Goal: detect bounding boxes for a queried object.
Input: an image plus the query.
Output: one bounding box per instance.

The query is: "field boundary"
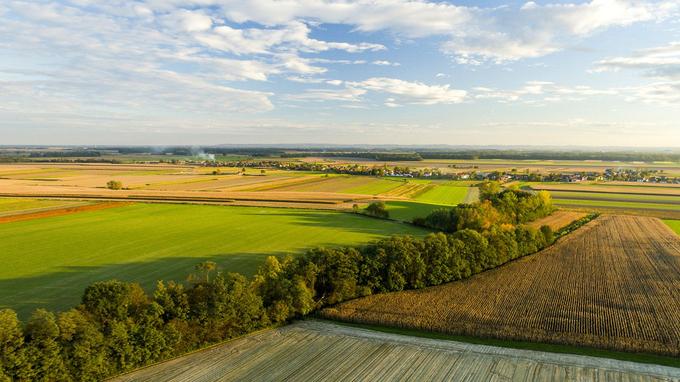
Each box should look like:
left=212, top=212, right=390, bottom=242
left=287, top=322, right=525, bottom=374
left=321, top=320, right=680, bottom=369
left=0, top=202, right=130, bottom=224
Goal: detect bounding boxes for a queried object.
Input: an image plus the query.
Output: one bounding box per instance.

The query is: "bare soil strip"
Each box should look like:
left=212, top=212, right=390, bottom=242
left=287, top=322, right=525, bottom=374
left=111, top=321, right=680, bottom=382
left=529, top=210, right=588, bottom=231
left=0, top=202, right=130, bottom=224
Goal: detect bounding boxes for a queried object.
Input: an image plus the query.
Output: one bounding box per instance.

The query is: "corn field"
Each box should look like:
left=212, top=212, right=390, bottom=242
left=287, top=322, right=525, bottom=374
left=323, top=215, right=680, bottom=356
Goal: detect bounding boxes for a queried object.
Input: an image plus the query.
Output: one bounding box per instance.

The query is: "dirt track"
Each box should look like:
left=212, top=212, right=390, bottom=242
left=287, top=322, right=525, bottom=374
left=112, top=320, right=680, bottom=382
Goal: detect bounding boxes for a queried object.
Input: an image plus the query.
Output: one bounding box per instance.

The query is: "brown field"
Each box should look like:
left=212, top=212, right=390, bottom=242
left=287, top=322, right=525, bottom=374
left=112, top=321, right=680, bottom=382
left=529, top=210, right=588, bottom=231
left=0, top=164, right=391, bottom=209
left=0, top=202, right=129, bottom=224
left=322, top=215, right=680, bottom=356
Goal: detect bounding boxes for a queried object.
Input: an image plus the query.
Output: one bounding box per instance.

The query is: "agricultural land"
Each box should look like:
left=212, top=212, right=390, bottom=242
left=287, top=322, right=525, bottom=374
left=322, top=215, right=680, bottom=357
left=113, top=320, right=680, bottom=382
left=0, top=202, right=427, bottom=317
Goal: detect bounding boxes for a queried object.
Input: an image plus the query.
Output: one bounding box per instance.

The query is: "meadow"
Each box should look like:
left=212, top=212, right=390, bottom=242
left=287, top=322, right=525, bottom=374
left=664, top=220, right=680, bottom=235
left=322, top=215, right=680, bottom=356
left=0, top=202, right=427, bottom=317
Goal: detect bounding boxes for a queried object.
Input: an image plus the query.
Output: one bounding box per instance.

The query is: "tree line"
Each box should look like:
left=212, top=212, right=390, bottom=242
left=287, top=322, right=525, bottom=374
left=0, top=187, right=558, bottom=381
left=413, top=182, right=553, bottom=232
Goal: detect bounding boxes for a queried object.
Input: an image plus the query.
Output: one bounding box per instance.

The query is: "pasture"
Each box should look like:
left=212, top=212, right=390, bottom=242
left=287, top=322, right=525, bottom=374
left=322, top=215, right=680, bottom=357
left=113, top=321, right=680, bottom=382
left=0, top=202, right=427, bottom=317
left=664, top=220, right=680, bottom=235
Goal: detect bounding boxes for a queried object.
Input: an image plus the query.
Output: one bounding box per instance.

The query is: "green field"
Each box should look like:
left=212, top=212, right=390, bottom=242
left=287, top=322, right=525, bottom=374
left=548, top=191, right=680, bottom=204
left=342, top=178, right=403, bottom=195
left=664, top=220, right=680, bottom=235
left=0, top=203, right=427, bottom=317
left=385, top=201, right=448, bottom=222
left=553, top=198, right=680, bottom=211
left=413, top=185, right=469, bottom=205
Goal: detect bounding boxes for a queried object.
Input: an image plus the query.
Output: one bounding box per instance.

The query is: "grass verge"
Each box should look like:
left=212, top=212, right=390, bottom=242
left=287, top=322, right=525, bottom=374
left=321, top=319, right=680, bottom=368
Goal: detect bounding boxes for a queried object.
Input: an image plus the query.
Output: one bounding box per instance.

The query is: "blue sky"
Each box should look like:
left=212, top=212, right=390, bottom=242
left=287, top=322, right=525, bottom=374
left=1, top=0, right=679, bottom=147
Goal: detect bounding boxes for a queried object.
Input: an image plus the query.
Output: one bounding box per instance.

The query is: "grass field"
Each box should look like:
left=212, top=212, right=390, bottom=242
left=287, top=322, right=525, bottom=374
left=412, top=185, right=469, bottom=205
left=384, top=201, right=448, bottom=221
left=664, top=220, right=680, bottom=235
left=547, top=191, right=680, bottom=204
left=342, top=178, right=403, bottom=195
left=322, top=215, right=680, bottom=357
left=113, top=321, right=680, bottom=382
left=0, top=203, right=427, bottom=317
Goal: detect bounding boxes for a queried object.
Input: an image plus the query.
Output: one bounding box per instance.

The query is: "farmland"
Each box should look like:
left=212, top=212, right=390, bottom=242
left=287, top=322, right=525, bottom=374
left=529, top=183, right=680, bottom=219
left=0, top=202, right=427, bottom=317
left=528, top=210, right=588, bottom=231
left=322, top=215, right=680, bottom=356
left=0, top=164, right=477, bottom=213
left=665, top=220, right=680, bottom=235
left=113, top=320, right=680, bottom=382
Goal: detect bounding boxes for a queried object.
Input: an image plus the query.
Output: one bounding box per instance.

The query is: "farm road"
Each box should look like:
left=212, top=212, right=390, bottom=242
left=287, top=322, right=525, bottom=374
left=112, top=320, right=680, bottom=381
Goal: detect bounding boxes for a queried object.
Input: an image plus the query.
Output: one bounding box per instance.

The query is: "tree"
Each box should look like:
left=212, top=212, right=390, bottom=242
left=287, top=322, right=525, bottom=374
left=24, top=309, right=68, bottom=381
left=58, top=309, right=108, bottom=381
left=190, top=261, right=218, bottom=284
left=81, top=280, right=147, bottom=324
left=0, top=309, right=27, bottom=380
left=478, top=181, right=501, bottom=200
left=365, top=202, right=389, bottom=218
left=106, top=180, right=123, bottom=190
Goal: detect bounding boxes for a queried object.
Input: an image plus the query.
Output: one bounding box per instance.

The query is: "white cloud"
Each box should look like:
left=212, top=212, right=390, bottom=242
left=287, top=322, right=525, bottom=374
left=594, top=42, right=680, bottom=105
left=349, top=77, right=467, bottom=105
left=595, top=42, right=680, bottom=79
left=472, top=81, right=618, bottom=103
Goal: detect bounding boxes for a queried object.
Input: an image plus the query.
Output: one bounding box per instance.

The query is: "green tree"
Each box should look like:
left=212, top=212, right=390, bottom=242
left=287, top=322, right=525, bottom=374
left=24, top=309, right=68, bottom=381
left=0, top=309, right=28, bottom=381
left=106, top=180, right=123, bottom=190
left=365, top=202, right=389, bottom=218
left=58, top=309, right=108, bottom=381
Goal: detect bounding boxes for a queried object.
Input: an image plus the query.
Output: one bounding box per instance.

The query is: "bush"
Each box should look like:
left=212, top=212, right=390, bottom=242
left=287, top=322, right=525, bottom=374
left=106, top=180, right=123, bottom=190
left=365, top=202, right=389, bottom=219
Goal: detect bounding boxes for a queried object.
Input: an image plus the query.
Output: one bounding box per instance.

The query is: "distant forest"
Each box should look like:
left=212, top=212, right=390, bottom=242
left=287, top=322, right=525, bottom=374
left=2, top=146, right=680, bottom=162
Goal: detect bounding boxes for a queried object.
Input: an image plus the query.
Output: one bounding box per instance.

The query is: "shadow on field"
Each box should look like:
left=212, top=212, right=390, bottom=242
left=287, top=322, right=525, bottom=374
left=232, top=209, right=431, bottom=235
left=0, top=252, right=284, bottom=320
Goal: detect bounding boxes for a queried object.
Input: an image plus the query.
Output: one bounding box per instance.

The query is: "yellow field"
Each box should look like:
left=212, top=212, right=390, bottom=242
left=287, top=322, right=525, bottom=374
left=323, top=215, right=680, bottom=356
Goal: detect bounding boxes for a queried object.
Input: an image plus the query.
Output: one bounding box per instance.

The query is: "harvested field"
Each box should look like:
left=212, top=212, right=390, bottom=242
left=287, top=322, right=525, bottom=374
left=0, top=202, right=127, bottom=224
left=322, top=215, right=680, bottom=356
left=529, top=210, right=588, bottom=231
left=112, top=321, right=680, bottom=382
left=0, top=203, right=427, bottom=317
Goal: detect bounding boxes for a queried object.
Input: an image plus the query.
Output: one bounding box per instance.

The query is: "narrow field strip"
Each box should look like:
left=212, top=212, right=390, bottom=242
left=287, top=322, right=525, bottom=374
left=0, top=202, right=130, bottom=224
left=111, top=321, right=680, bottom=382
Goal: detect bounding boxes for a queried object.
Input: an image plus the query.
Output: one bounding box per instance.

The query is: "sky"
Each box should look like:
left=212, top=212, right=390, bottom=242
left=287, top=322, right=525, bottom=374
left=1, top=0, right=679, bottom=147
